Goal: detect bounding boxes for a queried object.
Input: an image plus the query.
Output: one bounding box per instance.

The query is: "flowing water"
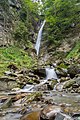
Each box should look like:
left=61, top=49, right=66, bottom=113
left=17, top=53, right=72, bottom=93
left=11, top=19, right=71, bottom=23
left=45, top=67, right=58, bottom=80
left=35, top=20, right=46, bottom=55
left=21, top=67, right=58, bottom=92
left=0, top=19, right=80, bottom=120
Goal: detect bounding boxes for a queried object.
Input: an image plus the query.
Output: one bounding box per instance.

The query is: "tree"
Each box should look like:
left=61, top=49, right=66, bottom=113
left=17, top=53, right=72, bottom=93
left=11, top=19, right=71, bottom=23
left=13, top=0, right=40, bottom=44
left=42, top=0, right=80, bottom=43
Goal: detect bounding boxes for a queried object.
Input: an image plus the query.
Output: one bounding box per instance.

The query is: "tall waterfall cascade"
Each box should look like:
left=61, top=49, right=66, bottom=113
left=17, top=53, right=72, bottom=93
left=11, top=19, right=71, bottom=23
left=35, top=20, right=58, bottom=81
left=35, top=20, right=46, bottom=56
left=20, top=20, right=58, bottom=92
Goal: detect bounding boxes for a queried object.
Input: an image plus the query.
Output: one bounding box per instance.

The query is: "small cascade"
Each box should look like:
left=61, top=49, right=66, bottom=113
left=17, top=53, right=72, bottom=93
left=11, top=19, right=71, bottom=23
left=45, top=67, right=58, bottom=80
left=35, top=20, right=46, bottom=55
left=21, top=67, right=58, bottom=92
left=35, top=67, right=58, bottom=88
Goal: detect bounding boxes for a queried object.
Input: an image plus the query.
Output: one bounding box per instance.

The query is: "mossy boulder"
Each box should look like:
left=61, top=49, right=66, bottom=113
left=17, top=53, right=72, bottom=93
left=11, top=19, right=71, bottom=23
left=67, top=65, right=80, bottom=78
left=63, top=79, right=76, bottom=89
left=48, top=80, right=58, bottom=90
left=56, top=68, right=68, bottom=77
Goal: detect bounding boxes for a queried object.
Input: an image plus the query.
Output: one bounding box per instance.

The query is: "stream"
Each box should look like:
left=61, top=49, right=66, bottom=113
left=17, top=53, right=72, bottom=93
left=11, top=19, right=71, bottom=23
left=0, top=20, right=80, bottom=120
left=0, top=91, right=80, bottom=120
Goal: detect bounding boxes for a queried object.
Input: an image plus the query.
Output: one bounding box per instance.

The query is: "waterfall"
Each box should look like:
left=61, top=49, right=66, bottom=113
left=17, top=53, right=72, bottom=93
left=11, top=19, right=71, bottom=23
left=45, top=67, right=58, bottom=80
left=35, top=20, right=46, bottom=56
left=34, top=67, right=58, bottom=88
left=12, top=67, right=58, bottom=93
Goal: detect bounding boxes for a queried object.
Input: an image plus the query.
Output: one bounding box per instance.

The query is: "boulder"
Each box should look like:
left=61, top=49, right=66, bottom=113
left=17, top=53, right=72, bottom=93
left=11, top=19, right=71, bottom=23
left=60, top=77, right=70, bottom=82
left=40, top=105, right=62, bottom=120
left=47, top=80, right=58, bottom=90
left=20, top=111, right=40, bottom=120
left=33, top=68, right=46, bottom=78
left=55, top=113, right=73, bottom=120
left=40, top=105, right=73, bottom=120
left=63, top=79, right=76, bottom=89
left=56, top=68, right=68, bottom=77
left=0, top=77, right=18, bottom=90
left=67, top=65, right=80, bottom=78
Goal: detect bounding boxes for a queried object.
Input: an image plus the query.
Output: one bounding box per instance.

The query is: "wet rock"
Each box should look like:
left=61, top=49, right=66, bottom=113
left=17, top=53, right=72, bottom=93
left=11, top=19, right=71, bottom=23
left=54, top=82, right=65, bottom=91
left=72, top=113, right=80, bottom=120
left=60, top=77, right=70, bottom=82
left=16, top=73, right=40, bottom=86
left=47, top=80, right=58, bottom=90
left=56, top=68, right=68, bottom=77
left=55, top=113, right=73, bottom=120
left=67, top=65, right=80, bottom=78
left=0, top=77, right=18, bottom=90
left=27, top=48, right=36, bottom=57
left=54, top=113, right=65, bottom=120
left=4, top=71, right=17, bottom=77
left=71, top=90, right=75, bottom=93
left=75, top=77, right=80, bottom=86
left=28, top=73, right=40, bottom=84
left=7, top=64, right=18, bottom=73
left=16, top=76, right=29, bottom=85
left=20, top=111, right=41, bottom=120
left=17, top=68, right=28, bottom=75
left=0, top=97, right=12, bottom=109
left=77, top=87, right=80, bottom=93
left=23, top=84, right=34, bottom=91
left=40, top=105, right=62, bottom=120
left=63, top=79, right=76, bottom=89
left=33, top=68, right=46, bottom=78
left=40, top=105, right=73, bottom=120
left=0, top=76, right=15, bottom=82
left=0, top=113, right=22, bottom=120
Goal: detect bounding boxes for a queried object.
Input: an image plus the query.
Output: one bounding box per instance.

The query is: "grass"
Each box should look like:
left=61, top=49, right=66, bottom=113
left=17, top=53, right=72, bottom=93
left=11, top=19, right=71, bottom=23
left=66, top=40, right=80, bottom=59
left=0, top=46, right=36, bottom=76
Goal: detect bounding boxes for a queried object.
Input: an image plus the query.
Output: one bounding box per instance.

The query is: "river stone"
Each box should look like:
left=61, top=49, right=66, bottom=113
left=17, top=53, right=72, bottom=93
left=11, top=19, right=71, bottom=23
left=75, top=77, right=80, bottom=86
left=48, top=80, right=58, bottom=90
left=54, top=113, right=73, bottom=120
left=20, top=111, right=40, bottom=120
left=56, top=68, right=67, bottom=77
left=67, top=65, right=80, bottom=78
left=33, top=68, right=46, bottom=78
left=40, top=105, right=62, bottom=120
left=1, top=97, right=12, bottom=109
left=0, top=77, right=18, bottom=90
left=4, top=71, right=17, bottom=77
left=60, top=77, right=70, bottom=82
left=77, top=87, right=80, bottom=93
left=63, top=79, right=76, bottom=89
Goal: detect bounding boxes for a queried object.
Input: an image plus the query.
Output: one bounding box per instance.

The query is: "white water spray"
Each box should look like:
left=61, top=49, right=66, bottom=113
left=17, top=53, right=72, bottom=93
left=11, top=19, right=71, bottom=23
left=35, top=20, right=46, bottom=55
left=45, top=67, right=58, bottom=80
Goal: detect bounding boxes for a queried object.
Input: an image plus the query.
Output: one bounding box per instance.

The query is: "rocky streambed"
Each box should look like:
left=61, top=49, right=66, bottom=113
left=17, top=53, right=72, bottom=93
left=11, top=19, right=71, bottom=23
left=0, top=59, right=80, bottom=120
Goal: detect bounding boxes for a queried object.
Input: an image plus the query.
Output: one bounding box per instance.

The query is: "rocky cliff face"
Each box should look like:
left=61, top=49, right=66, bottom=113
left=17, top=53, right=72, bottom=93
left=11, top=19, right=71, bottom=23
left=0, top=0, right=20, bottom=46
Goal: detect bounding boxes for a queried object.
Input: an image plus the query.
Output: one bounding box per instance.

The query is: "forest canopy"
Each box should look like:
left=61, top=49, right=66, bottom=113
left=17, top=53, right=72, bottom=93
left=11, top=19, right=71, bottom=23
left=41, top=0, right=80, bottom=42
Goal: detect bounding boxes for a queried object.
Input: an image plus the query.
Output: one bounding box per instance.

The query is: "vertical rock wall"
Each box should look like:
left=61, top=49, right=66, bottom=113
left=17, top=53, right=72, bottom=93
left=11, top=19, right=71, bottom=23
left=0, top=0, right=20, bottom=46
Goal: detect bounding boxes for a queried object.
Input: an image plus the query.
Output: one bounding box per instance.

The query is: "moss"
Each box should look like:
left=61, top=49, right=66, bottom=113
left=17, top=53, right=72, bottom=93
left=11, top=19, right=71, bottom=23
left=58, top=63, right=68, bottom=69
left=0, top=46, right=36, bottom=77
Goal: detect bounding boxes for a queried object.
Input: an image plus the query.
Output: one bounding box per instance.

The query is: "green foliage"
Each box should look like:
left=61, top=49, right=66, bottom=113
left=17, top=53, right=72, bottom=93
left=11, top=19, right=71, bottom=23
left=0, top=46, right=36, bottom=76
left=0, top=0, right=9, bottom=13
left=13, top=0, right=39, bottom=44
left=42, top=0, right=80, bottom=42
left=66, top=40, right=80, bottom=59
left=14, top=21, right=29, bottom=42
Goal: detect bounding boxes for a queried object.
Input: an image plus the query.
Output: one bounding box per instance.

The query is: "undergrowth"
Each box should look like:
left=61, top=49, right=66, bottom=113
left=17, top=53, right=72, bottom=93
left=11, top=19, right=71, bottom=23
left=66, top=40, right=80, bottom=59
left=0, top=46, right=36, bottom=76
